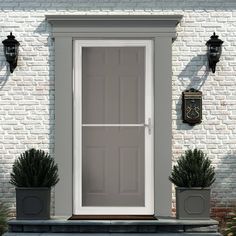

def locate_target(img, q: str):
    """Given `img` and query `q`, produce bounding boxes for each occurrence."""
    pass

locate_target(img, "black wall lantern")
[182,88,202,125]
[206,32,223,73]
[2,32,20,73]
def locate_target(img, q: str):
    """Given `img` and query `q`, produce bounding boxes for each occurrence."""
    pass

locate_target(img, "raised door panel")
[82,127,144,206]
[82,47,144,124]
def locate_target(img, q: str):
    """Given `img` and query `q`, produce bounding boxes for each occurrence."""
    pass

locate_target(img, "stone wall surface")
[0,0,235,223]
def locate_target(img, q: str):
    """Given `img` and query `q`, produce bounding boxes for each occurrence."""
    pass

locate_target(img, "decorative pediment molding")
[46,15,182,37]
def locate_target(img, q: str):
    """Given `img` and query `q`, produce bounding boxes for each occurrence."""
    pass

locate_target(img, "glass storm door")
[73,40,154,215]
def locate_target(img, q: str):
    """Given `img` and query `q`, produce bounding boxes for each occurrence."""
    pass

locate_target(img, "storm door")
[73,40,154,215]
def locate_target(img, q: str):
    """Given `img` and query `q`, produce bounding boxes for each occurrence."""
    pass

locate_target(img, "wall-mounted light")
[2,32,20,73]
[206,32,223,73]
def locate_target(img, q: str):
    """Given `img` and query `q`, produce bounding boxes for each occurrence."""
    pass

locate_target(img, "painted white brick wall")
[0,0,236,217]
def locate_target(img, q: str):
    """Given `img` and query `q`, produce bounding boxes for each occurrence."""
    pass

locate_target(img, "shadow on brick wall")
[34,18,55,154]
[0,73,10,90]
[178,54,209,90]
[34,19,56,214]
[175,54,209,130]
[0,47,10,89]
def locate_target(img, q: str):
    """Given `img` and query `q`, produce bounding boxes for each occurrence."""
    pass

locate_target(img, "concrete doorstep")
[3,217,223,235]
[3,233,223,236]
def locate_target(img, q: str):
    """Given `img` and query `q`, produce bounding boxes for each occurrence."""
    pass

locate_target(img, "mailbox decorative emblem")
[182,88,202,125]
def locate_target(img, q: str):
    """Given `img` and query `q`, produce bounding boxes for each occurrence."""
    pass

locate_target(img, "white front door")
[73,40,154,215]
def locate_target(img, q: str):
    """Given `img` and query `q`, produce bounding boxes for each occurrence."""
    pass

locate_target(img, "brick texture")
[0,0,236,222]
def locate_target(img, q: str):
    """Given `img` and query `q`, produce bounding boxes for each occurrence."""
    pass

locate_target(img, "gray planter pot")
[16,187,51,220]
[175,187,211,220]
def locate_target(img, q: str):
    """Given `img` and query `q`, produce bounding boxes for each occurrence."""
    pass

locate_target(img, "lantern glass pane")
[5,46,16,57]
[209,46,221,58]
[210,46,219,52]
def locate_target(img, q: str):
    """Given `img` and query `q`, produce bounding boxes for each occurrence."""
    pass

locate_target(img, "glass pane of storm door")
[82,47,145,206]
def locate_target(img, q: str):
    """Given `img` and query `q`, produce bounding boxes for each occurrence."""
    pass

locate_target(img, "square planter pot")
[175,187,211,220]
[16,187,51,220]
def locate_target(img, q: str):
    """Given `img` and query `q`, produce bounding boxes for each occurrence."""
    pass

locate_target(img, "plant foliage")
[169,148,215,187]
[10,148,59,187]
[0,202,9,236]
[224,210,236,236]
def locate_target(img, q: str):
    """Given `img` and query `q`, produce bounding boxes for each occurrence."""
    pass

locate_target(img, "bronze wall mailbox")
[182,88,202,125]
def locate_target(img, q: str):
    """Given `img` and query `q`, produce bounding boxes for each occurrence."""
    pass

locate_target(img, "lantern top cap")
[7,32,15,39]
[2,32,20,46]
[206,32,223,46]
[211,32,218,39]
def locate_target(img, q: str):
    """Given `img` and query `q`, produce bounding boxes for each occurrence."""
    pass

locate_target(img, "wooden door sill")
[68,215,157,220]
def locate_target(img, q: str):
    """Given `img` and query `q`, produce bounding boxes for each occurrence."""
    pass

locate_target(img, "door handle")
[144,118,152,135]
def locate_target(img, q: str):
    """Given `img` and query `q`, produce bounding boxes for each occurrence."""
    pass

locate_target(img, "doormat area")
[68,215,157,220]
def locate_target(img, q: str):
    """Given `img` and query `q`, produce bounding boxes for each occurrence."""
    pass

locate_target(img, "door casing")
[47,14,181,217]
[73,40,154,215]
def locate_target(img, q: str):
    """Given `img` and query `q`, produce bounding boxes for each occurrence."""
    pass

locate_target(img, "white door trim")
[73,40,154,215]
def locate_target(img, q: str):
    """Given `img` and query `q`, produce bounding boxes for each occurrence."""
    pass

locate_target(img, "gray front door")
[73,40,154,215]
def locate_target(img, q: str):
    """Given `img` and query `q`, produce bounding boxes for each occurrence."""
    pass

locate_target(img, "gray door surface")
[82,47,145,207]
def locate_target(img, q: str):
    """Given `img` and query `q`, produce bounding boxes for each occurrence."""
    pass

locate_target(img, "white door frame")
[73,40,154,215]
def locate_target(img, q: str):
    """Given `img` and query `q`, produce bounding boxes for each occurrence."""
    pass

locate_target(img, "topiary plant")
[0,202,9,236]
[10,148,59,187]
[169,148,215,188]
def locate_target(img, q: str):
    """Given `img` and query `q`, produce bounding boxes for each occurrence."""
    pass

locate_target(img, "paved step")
[4,217,222,235]
[3,233,223,235]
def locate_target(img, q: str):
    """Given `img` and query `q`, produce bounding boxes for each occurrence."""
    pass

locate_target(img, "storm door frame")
[73,39,154,215]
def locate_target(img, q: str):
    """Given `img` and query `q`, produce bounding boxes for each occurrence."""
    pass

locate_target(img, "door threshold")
[68,215,157,220]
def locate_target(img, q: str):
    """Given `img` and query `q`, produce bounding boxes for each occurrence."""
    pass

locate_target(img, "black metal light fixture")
[206,32,223,73]
[2,32,20,73]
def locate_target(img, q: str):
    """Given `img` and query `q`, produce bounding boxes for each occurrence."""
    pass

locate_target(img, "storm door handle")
[144,118,152,135]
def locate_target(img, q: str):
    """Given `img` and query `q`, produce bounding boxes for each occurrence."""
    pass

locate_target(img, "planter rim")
[175,187,211,190]
[16,187,51,190]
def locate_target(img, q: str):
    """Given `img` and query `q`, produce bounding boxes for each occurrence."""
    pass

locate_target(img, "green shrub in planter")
[169,149,216,219]
[10,148,59,187]
[0,202,9,236]
[169,148,215,188]
[10,148,59,219]
[224,209,236,236]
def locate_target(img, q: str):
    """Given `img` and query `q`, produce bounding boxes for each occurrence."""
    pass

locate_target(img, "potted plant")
[10,148,59,220]
[169,148,215,220]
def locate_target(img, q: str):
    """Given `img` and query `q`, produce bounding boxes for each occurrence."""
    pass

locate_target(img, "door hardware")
[144,118,152,134]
